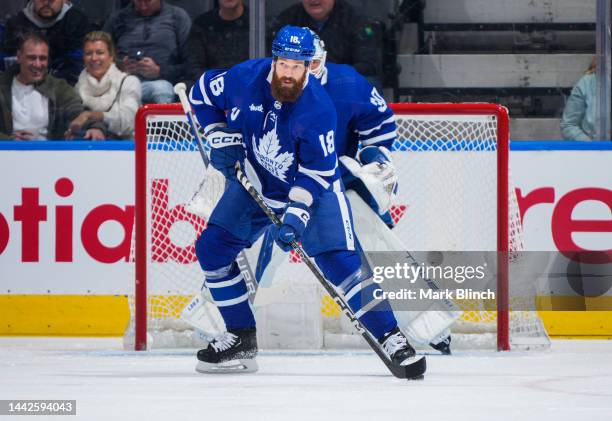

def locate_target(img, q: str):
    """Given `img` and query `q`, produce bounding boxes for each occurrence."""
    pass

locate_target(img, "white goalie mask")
[308,30,327,79]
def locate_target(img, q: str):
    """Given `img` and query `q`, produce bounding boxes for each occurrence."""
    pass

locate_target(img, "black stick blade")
[390,355,427,380]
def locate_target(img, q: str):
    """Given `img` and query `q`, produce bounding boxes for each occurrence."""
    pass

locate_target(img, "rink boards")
[0,141,610,336]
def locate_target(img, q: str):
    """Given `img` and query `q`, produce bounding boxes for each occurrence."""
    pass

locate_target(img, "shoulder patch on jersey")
[249,103,264,112]
[251,128,294,183]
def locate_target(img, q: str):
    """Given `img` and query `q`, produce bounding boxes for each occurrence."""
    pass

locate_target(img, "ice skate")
[196,328,258,374]
[429,334,452,355]
[380,328,426,379]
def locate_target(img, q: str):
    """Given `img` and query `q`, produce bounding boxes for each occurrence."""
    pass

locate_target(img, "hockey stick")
[234,162,426,380]
[175,83,211,166]
[173,83,258,336]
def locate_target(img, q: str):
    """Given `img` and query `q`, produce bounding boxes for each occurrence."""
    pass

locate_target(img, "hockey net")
[127,103,549,351]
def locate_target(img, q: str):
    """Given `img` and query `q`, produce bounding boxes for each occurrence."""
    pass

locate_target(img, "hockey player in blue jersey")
[251,33,454,355]
[188,25,424,374]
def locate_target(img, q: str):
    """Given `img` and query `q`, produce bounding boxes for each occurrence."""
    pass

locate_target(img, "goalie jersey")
[321,63,396,167]
[189,58,339,208]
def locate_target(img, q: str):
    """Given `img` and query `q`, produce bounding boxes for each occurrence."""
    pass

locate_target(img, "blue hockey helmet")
[272,25,315,62]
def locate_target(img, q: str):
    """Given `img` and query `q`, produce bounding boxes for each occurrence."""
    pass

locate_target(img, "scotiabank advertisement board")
[0,142,610,294]
[0,142,611,338]
[512,145,612,254]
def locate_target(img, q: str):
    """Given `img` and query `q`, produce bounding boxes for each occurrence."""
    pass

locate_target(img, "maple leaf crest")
[252,128,294,182]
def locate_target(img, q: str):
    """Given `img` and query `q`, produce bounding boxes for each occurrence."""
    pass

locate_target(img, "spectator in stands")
[1,18,7,72]
[70,31,141,139]
[2,0,94,85]
[103,0,191,104]
[186,0,249,85]
[0,32,106,140]
[270,0,383,87]
[561,57,598,141]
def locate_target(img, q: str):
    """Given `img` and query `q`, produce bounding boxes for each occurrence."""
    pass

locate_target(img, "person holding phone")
[103,0,191,104]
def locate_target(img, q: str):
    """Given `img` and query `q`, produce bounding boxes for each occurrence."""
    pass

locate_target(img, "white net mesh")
[126,114,226,349]
[128,104,549,350]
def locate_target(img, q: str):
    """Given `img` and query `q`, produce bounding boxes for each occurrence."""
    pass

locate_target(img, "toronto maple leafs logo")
[251,128,294,182]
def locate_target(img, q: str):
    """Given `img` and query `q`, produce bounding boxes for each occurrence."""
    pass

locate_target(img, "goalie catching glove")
[207,126,245,180]
[339,146,398,215]
[272,201,311,252]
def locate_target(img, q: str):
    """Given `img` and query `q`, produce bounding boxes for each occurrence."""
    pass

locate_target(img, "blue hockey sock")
[196,224,255,330]
[203,262,255,330]
[315,250,397,340]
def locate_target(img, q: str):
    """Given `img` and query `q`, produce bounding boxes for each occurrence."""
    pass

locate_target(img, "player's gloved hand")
[272,201,311,252]
[207,127,245,180]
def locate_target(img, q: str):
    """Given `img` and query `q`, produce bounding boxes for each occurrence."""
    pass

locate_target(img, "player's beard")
[271,69,306,103]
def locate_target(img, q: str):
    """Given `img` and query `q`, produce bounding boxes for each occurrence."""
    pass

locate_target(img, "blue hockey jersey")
[320,63,396,161]
[189,58,340,208]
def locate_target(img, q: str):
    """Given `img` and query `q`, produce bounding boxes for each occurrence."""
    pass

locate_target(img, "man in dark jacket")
[186,0,249,86]
[103,0,191,104]
[0,33,105,140]
[270,0,383,88]
[2,0,95,85]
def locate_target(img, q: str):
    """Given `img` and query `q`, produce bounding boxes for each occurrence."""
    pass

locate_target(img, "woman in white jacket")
[68,31,141,139]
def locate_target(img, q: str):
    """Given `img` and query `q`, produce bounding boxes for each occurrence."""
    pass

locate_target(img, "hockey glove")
[272,202,311,252]
[339,146,398,215]
[358,145,393,166]
[358,145,398,198]
[207,127,245,180]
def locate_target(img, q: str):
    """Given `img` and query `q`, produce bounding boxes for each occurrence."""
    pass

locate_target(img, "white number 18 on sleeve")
[318,130,335,157]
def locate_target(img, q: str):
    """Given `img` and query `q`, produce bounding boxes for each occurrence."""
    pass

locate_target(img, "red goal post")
[131,102,545,352]
[391,103,510,351]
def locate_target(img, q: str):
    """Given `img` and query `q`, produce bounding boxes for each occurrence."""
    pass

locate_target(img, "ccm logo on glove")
[285,206,311,224]
[208,132,243,148]
[206,127,243,147]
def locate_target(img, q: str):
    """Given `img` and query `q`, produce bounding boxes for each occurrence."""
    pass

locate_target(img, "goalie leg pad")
[180,292,225,340]
[347,191,462,347]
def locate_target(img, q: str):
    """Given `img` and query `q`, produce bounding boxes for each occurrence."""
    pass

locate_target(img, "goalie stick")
[234,162,426,380]
[173,83,258,337]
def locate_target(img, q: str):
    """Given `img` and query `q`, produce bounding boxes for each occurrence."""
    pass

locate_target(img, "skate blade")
[398,355,426,380]
[195,358,258,374]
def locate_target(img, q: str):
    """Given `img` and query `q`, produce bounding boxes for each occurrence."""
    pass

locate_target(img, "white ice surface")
[0,338,611,421]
